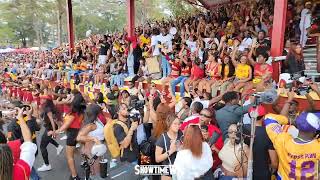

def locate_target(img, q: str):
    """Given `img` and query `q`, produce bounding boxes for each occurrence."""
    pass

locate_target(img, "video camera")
[128,96,145,111]
[252,89,278,106]
[288,73,312,95]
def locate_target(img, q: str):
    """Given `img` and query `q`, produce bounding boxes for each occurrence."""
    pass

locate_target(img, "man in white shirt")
[151,28,161,56]
[186,35,197,53]
[300,2,312,47]
[158,27,173,52]
[238,31,253,52]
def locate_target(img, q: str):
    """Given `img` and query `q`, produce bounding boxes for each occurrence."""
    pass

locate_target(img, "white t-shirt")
[242,99,252,125]
[174,142,213,180]
[151,35,161,56]
[238,37,253,52]
[158,33,173,52]
[191,97,209,109]
[186,40,197,53]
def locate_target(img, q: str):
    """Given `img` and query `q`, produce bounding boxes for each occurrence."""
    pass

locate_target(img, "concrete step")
[305,44,317,48]
[303,48,317,53]
[304,58,317,63]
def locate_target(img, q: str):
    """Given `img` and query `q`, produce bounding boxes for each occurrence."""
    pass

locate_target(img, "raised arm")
[248,41,257,66]
[231,46,239,67]
[217,35,226,52]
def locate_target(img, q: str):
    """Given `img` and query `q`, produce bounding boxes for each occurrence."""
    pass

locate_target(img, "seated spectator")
[211,55,235,97]
[242,41,273,95]
[184,56,205,94]
[174,124,213,180]
[197,51,220,93]
[170,56,191,98]
[230,43,252,93]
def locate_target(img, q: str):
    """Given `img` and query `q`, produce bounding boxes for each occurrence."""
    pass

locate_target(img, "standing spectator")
[112,103,139,163]
[175,97,192,122]
[0,107,37,180]
[300,2,312,47]
[98,35,111,67]
[174,124,213,180]
[243,105,278,180]
[155,114,182,180]
[265,112,320,179]
[218,124,249,179]
[285,43,305,75]
[77,104,104,177]
[180,101,203,131]
[215,91,253,141]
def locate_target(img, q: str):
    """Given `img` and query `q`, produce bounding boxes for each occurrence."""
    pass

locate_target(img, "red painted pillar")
[270,0,287,82]
[127,0,135,37]
[66,0,75,56]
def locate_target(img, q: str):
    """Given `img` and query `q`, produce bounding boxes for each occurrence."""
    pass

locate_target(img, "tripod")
[81,154,98,180]
[246,106,259,180]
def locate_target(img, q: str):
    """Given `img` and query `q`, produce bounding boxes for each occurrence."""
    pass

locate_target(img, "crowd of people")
[0,0,320,180]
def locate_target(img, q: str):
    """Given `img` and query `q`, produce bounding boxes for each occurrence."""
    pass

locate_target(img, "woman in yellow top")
[230,44,252,92]
[211,56,235,97]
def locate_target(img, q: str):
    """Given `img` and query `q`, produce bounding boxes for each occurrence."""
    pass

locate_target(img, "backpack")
[104,120,130,158]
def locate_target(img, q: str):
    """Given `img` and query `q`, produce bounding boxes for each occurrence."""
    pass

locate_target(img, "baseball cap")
[248,105,267,117]
[296,112,320,132]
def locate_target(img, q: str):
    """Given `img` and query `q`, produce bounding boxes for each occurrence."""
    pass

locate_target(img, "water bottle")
[100,158,108,178]
[110,159,117,169]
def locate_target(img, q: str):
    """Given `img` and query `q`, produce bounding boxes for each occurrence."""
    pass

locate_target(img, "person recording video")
[104,103,139,164]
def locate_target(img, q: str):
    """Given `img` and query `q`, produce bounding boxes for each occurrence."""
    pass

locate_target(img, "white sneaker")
[37,164,52,172]
[56,145,64,155]
[60,135,67,140]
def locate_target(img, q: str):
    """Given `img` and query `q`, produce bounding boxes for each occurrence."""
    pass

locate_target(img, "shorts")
[66,128,80,146]
[98,55,107,66]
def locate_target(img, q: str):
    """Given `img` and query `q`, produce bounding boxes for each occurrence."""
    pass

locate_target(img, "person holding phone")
[155,113,182,180]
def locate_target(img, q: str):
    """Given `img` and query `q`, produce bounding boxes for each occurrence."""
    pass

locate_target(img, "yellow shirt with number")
[265,114,320,180]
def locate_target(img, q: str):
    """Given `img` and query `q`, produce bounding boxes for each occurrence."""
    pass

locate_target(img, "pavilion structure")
[65,0,288,81]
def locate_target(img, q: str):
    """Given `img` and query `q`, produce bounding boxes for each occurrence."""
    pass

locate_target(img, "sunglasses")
[228,131,237,134]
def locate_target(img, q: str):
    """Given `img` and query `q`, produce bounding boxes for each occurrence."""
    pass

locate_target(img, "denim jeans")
[170,76,188,97]
[110,74,125,87]
[30,167,40,180]
[161,55,171,78]
[127,53,135,77]
[26,68,33,75]
[43,69,53,79]
[67,70,76,81]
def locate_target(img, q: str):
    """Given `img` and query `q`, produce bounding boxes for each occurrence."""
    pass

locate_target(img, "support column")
[270,0,287,82]
[127,0,135,37]
[66,0,74,56]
